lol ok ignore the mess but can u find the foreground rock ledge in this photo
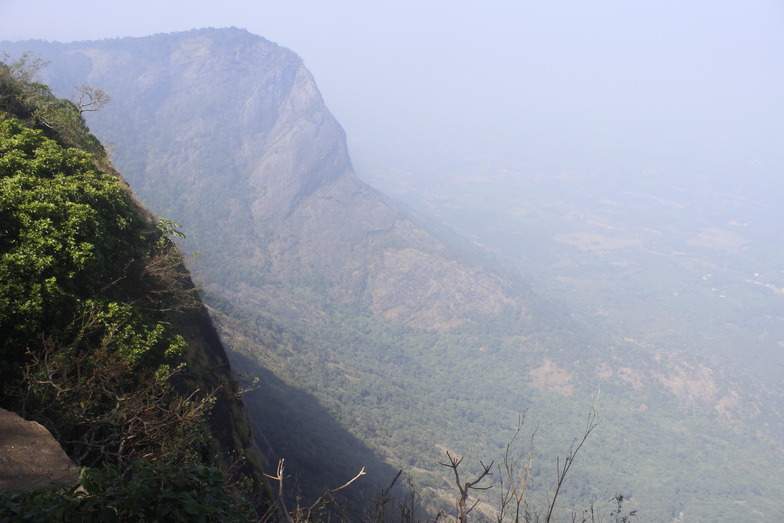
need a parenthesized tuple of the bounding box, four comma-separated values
(0, 408, 77, 491)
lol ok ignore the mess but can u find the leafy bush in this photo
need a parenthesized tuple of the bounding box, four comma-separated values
(0, 460, 255, 522)
(0, 54, 106, 156)
(0, 116, 211, 468)
(14, 338, 210, 470)
(0, 58, 265, 519)
(0, 118, 145, 378)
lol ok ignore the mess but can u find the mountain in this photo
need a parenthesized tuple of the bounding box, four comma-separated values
(15, 28, 521, 332)
(5, 28, 784, 520)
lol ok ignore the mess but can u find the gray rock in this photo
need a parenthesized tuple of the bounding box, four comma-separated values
(0, 408, 77, 491)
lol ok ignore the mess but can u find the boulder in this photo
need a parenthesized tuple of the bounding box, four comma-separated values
(0, 408, 77, 491)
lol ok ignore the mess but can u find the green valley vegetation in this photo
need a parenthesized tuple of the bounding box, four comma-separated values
(0, 57, 266, 521)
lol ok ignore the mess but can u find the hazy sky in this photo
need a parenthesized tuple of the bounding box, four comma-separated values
(2, 0, 784, 178)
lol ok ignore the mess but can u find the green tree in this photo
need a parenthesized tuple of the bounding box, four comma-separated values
(0, 119, 145, 377)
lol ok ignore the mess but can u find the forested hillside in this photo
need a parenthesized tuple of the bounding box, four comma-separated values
(0, 57, 268, 520)
(4, 29, 784, 521)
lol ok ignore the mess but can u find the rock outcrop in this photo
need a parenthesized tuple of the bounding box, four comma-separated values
(0, 408, 77, 491)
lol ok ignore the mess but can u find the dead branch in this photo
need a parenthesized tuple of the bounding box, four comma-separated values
(440, 450, 494, 523)
(263, 459, 296, 523)
(75, 85, 111, 113)
(373, 469, 403, 522)
(544, 405, 600, 523)
(264, 458, 366, 522)
(306, 466, 366, 514)
(497, 413, 537, 523)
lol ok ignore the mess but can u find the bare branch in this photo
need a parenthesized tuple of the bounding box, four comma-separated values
(545, 405, 601, 523)
(440, 450, 494, 523)
(74, 84, 111, 113)
(497, 413, 536, 523)
(263, 459, 296, 523)
(373, 469, 403, 522)
(306, 466, 366, 515)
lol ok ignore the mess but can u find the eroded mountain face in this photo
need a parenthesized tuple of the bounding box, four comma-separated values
(25, 28, 522, 330)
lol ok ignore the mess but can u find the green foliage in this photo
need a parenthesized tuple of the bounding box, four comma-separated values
(0, 102, 194, 383)
(76, 299, 188, 365)
(0, 119, 144, 374)
(0, 61, 267, 520)
(156, 216, 187, 240)
(0, 53, 105, 156)
(0, 460, 255, 522)
(0, 115, 205, 464)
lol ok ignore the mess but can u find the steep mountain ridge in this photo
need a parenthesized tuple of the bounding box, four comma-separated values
(13, 28, 523, 330)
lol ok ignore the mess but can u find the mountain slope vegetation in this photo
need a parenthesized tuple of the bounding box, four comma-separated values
(4, 29, 784, 520)
(0, 56, 267, 520)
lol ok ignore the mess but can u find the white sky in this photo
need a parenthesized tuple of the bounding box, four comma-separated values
(2, 0, 784, 177)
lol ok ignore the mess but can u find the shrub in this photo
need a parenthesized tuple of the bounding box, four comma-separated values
(0, 460, 255, 522)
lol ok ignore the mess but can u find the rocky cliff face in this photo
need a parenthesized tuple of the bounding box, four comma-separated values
(10, 28, 522, 330)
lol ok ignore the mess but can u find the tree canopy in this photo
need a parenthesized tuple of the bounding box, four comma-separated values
(0, 119, 144, 367)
